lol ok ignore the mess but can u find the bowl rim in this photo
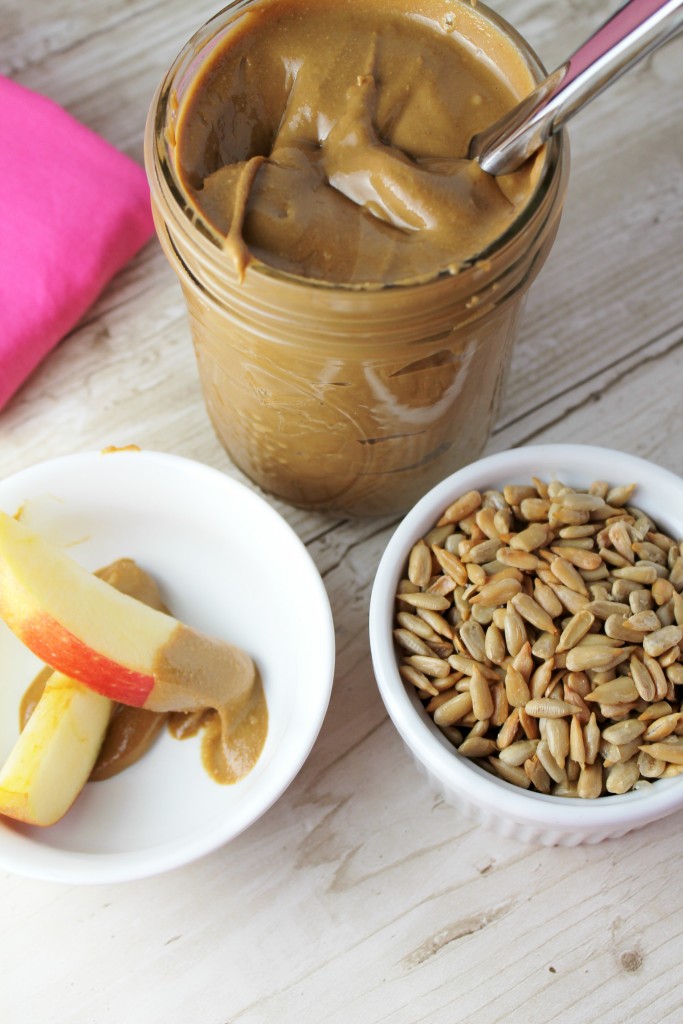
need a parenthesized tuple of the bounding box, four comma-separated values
(370, 443, 683, 830)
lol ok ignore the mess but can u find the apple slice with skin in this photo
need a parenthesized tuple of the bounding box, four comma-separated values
(0, 511, 256, 715)
(0, 558, 168, 827)
(0, 675, 112, 826)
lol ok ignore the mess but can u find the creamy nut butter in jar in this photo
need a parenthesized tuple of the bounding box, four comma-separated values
(145, 0, 568, 516)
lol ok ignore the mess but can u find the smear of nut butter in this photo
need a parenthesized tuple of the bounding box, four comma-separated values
(20, 559, 267, 785)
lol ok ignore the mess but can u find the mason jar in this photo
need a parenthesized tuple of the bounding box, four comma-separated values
(145, 0, 568, 517)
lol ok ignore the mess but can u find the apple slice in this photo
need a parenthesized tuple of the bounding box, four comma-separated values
(0, 674, 111, 826)
(0, 511, 256, 714)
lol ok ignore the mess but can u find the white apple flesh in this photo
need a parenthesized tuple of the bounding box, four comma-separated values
(0, 674, 112, 826)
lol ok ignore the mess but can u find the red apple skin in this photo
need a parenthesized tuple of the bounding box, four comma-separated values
(19, 611, 154, 707)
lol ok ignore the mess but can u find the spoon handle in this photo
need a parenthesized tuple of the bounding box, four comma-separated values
(471, 0, 683, 175)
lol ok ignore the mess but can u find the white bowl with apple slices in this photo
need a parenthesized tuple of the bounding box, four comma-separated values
(0, 450, 335, 883)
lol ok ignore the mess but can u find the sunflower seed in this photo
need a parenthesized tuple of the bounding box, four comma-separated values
(463, 538, 502, 565)
(503, 485, 537, 505)
(519, 497, 550, 521)
(437, 490, 482, 526)
(427, 575, 456, 597)
(570, 715, 586, 769)
(536, 741, 566, 784)
(548, 583, 590, 614)
(504, 604, 527, 656)
(399, 664, 439, 696)
(628, 657, 656, 702)
(510, 592, 558, 633)
(431, 546, 468, 585)
(637, 750, 666, 778)
(606, 483, 637, 507)
(604, 614, 647, 643)
(586, 600, 631, 620)
(485, 623, 507, 664)
(408, 539, 432, 587)
(642, 625, 682, 658)
(505, 666, 531, 708)
(496, 548, 541, 571)
(605, 758, 640, 794)
(533, 580, 564, 619)
(524, 756, 552, 793)
(459, 619, 487, 662)
(397, 611, 439, 640)
(550, 557, 589, 596)
(393, 629, 435, 657)
(633, 541, 668, 565)
(487, 757, 531, 788)
(512, 641, 534, 682)
(509, 523, 553, 552)
(398, 591, 450, 611)
(613, 565, 659, 584)
(458, 736, 497, 758)
(469, 576, 522, 606)
(669, 557, 683, 590)
(447, 654, 499, 680)
(469, 665, 494, 721)
(601, 719, 646, 745)
(666, 663, 683, 686)
(498, 739, 539, 766)
(576, 763, 602, 798)
(545, 718, 570, 769)
(475, 507, 502, 539)
(405, 655, 452, 678)
(525, 697, 582, 718)
(613, 582, 640, 603)
(566, 646, 631, 672)
(560, 491, 606, 512)
(556, 610, 595, 653)
(624, 610, 661, 631)
(585, 676, 638, 706)
(416, 608, 454, 639)
(493, 708, 519, 749)
(549, 503, 590, 526)
(550, 545, 603, 571)
(433, 690, 474, 726)
(529, 658, 555, 700)
(656, 602, 676, 629)
(638, 742, 683, 765)
(642, 713, 683, 742)
(531, 631, 559, 660)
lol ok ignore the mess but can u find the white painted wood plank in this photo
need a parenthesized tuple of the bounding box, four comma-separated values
(1, 3, 683, 1023)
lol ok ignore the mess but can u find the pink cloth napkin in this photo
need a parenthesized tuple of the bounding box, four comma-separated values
(0, 75, 154, 410)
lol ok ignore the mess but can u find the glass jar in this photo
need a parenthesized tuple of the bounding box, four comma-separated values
(145, 0, 568, 517)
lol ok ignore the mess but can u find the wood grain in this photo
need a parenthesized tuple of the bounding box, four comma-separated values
(1, 2, 683, 1022)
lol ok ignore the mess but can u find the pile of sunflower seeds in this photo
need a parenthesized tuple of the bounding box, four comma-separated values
(394, 477, 683, 798)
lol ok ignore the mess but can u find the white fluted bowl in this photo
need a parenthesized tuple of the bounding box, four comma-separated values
(369, 444, 683, 846)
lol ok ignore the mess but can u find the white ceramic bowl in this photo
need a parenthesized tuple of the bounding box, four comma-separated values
(370, 444, 683, 846)
(0, 450, 334, 883)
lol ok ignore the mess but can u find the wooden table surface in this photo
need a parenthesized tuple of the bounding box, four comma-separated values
(2, 2, 683, 1021)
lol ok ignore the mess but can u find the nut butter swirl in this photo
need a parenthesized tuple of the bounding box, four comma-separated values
(174, 0, 542, 286)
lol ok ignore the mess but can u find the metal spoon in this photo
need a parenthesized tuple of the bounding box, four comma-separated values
(470, 0, 683, 176)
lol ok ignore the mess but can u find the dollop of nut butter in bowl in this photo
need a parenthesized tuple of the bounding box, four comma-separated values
(370, 446, 683, 845)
